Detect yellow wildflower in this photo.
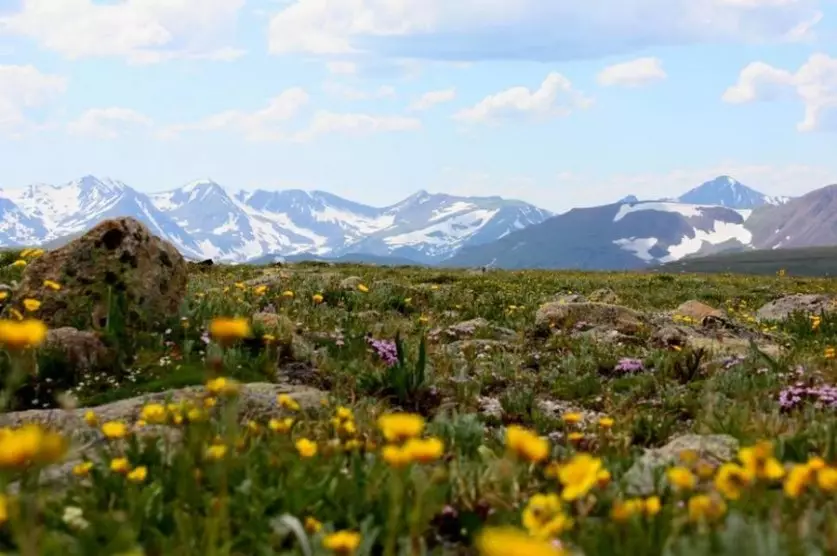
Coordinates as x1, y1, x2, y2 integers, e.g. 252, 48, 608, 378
598, 417, 614, 429
784, 463, 815, 498
72, 461, 93, 477
0, 494, 7, 525
22, 298, 41, 312
687, 494, 727, 523
205, 444, 228, 461
611, 498, 645, 522
11, 259, 26, 268
403, 437, 445, 464
43, 280, 61, 291
817, 467, 837, 492
357, 284, 369, 293
475, 527, 564, 556
0, 319, 48, 350
506, 425, 549, 463
205, 377, 240, 397
561, 412, 582, 425
295, 438, 317, 458
140, 404, 167, 424
522, 493, 573, 539
714, 463, 753, 500
381, 444, 413, 468
84, 410, 98, 427
304, 516, 323, 534
101, 421, 128, 440
738, 441, 785, 481
667, 466, 697, 491
313, 293, 324, 304
127, 466, 147, 483
268, 418, 294, 433
110, 458, 130, 474
558, 453, 602, 501
323, 530, 361, 555
378, 413, 425, 443
253, 285, 268, 295
208, 317, 251, 344
277, 394, 300, 411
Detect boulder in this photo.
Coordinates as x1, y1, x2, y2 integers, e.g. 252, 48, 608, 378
674, 300, 726, 324
587, 288, 620, 304
756, 294, 837, 322
622, 434, 740, 496
5, 218, 187, 332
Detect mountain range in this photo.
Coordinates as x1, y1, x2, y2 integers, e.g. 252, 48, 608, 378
447, 181, 837, 270
1, 173, 830, 270
0, 176, 552, 264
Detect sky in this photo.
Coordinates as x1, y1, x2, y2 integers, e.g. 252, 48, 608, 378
1, 0, 836, 213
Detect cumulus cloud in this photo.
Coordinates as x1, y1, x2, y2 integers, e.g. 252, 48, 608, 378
322, 82, 396, 101
409, 88, 456, 111
266, 0, 823, 62
723, 53, 837, 132
67, 108, 153, 140
453, 73, 591, 124
0, 0, 246, 63
0, 64, 67, 135
597, 57, 667, 87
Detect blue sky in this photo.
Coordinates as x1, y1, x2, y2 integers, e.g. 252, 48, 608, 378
1, 0, 836, 212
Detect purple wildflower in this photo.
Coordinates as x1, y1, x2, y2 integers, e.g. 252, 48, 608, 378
366, 336, 399, 367
614, 357, 645, 373
779, 384, 837, 410
721, 354, 746, 369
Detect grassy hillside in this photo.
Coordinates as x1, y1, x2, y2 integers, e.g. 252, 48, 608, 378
659, 245, 837, 276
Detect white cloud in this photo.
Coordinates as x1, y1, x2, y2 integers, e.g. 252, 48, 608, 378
438, 163, 837, 213
161, 88, 419, 142
67, 108, 153, 140
723, 53, 837, 131
0, 0, 246, 63
597, 57, 667, 87
326, 61, 358, 75
267, 0, 823, 62
453, 73, 591, 124
160, 87, 310, 141
322, 82, 396, 101
0, 64, 66, 135
292, 111, 421, 142
409, 88, 456, 111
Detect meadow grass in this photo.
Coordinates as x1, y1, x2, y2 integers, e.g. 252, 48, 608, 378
2, 249, 837, 555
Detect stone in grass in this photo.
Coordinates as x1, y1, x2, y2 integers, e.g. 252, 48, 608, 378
5, 217, 187, 332
622, 433, 740, 496
535, 301, 646, 335
756, 294, 837, 322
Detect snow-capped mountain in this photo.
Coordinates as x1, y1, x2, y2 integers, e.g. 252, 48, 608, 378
446, 200, 758, 270
676, 176, 790, 209
0, 176, 553, 263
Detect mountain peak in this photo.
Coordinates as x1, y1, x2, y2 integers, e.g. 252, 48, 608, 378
676, 176, 775, 209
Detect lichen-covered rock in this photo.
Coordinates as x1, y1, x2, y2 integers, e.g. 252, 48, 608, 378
587, 288, 620, 304
622, 434, 740, 495
5, 218, 187, 332
535, 302, 645, 335
674, 300, 726, 324
756, 294, 837, 322
431, 318, 517, 343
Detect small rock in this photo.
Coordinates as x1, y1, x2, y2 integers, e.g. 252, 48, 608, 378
535, 302, 645, 335
674, 300, 726, 324
478, 397, 504, 420
650, 325, 690, 349
252, 312, 294, 333
756, 294, 837, 322
623, 434, 740, 495
445, 339, 514, 356
431, 318, 517, 342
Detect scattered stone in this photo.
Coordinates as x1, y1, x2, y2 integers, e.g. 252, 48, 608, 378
5, 218, 187, 332
756, 294, 837, 322
623, 434, 740, 496
650, 325, 690, 349
551, 293, 587, 304
252, 312, 295, 333
587, 288, 620, 304
535, 302, 645, 335
430, 318, 517, 342
478, 397, 504, 420
674, 300, 726, 324
445, 339, 514, 357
